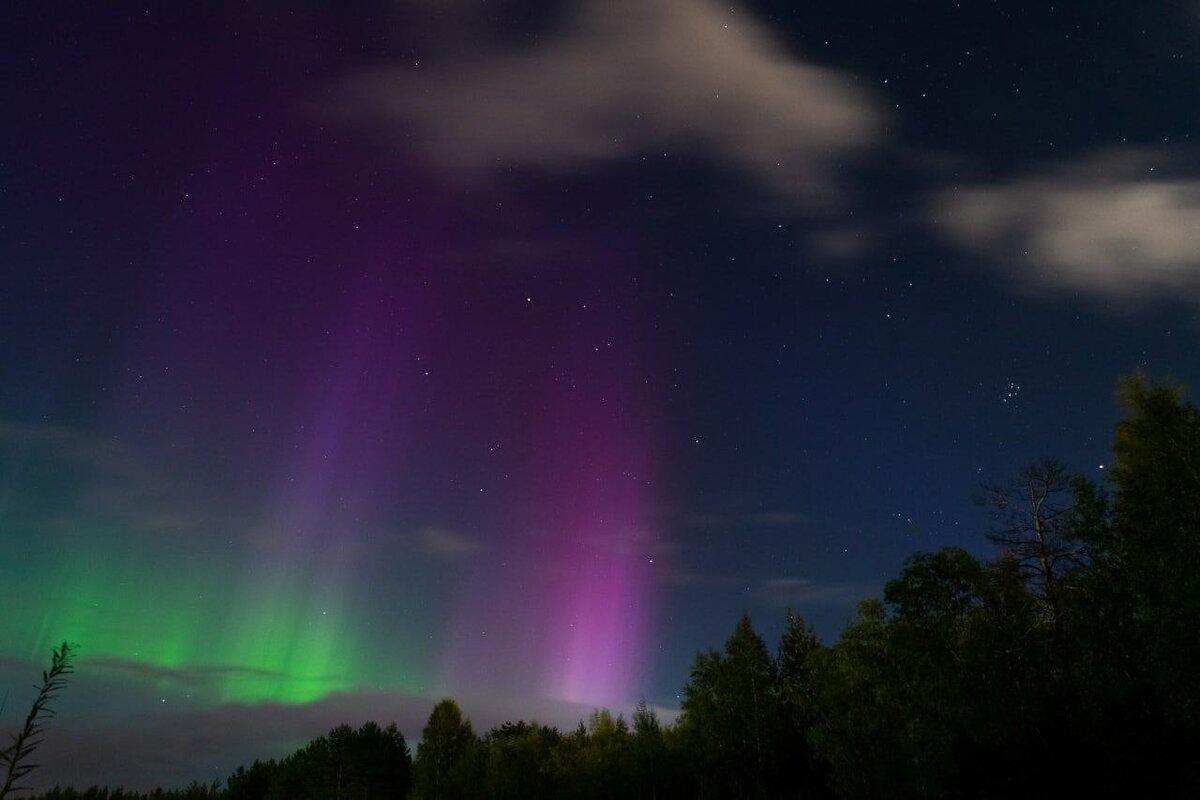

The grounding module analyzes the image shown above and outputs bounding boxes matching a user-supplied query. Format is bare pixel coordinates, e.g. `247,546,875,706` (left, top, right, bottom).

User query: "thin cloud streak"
756,576,866,607
419,527,486,559
680,509,809,529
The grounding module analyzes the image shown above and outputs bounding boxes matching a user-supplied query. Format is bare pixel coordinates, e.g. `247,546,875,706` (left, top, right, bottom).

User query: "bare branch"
0,641,77,800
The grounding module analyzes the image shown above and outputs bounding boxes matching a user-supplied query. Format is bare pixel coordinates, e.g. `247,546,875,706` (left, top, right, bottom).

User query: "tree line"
19,374,1200,798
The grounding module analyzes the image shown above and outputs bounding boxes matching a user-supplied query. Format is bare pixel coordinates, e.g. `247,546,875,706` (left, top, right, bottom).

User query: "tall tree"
775,611,830,798
1068,375,1200,792
412,699,478,800
680,614,780,799
981,457,1086,636
629,700,669,800
1109,375,1200,676
805,599,901,800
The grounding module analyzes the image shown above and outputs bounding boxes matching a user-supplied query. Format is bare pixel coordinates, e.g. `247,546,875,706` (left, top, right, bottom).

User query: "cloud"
929,148,1200,300
25,691,432,791
86,655,304,688
0,419,237,542
419,526,485,558
748,511,809,527
336,0,882,207
756,577,864,607
0,420,142,479
680,509,808,529
20,686,672,792
809,224,878,261
658,567,739,589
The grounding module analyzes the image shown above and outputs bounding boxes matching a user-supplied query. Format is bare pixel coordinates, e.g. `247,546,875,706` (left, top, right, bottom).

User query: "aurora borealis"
5,223,668,707
4,0,1200,789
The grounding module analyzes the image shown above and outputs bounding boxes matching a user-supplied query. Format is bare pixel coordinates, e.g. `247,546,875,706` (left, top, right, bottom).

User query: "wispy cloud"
928,148,1200,301
0,420,236,540
657,567,740,590
336,0,882,208
0,420,143,480
681,509,808,529
748,511,809,527
86,656,305,687
419,527,485,559
756,576,864,607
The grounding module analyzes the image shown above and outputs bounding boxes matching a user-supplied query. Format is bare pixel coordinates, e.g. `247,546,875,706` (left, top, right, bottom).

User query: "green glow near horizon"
5,536,431,706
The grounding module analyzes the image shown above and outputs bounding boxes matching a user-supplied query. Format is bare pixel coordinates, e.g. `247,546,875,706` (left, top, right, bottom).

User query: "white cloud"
929,148,1200,300
337,0,882,207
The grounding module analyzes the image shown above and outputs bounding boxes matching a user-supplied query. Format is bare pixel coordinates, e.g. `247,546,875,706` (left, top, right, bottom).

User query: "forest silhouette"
11,373,1200,799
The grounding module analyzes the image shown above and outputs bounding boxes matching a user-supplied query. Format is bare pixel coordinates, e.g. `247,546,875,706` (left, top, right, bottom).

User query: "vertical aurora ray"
443,272,664,707
0,151,447,706
541,435,657,705
2,228,665,713
213,273,436,703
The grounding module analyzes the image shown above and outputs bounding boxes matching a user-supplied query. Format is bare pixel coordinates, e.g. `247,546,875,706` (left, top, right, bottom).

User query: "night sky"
3,0,1199,789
